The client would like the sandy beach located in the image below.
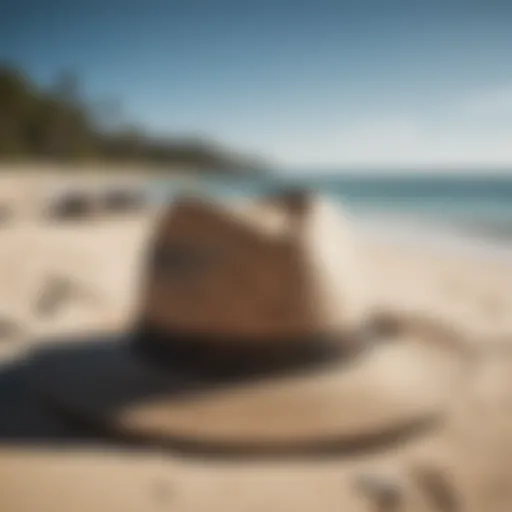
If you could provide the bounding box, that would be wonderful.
[0,172,511,511]
[4,0,512,507]
[1,172,510,347]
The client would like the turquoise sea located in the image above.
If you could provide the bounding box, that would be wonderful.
[152,173,512,260]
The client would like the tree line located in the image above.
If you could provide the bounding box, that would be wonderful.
[0,64,264,173]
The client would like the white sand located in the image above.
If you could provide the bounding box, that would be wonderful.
[364,239,512,340]
[0,173,511,511]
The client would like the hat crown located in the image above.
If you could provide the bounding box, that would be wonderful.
[140,190,367,340]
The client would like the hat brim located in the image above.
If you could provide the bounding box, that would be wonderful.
[29,316,474,454]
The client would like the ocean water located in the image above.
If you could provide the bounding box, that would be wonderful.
[151,173,512,260]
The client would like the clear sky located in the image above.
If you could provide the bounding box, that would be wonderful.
[2,0,512,171]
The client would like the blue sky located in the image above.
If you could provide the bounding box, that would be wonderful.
[2,0,512,170]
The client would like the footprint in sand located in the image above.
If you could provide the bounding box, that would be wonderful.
[33,274,105,319]
[354,472,405,511]
[409,465,461,512]
[0,313,25,343]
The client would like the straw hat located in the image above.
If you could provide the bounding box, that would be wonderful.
[30,190,473,452]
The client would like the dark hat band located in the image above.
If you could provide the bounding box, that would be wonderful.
[131,321,374,383]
